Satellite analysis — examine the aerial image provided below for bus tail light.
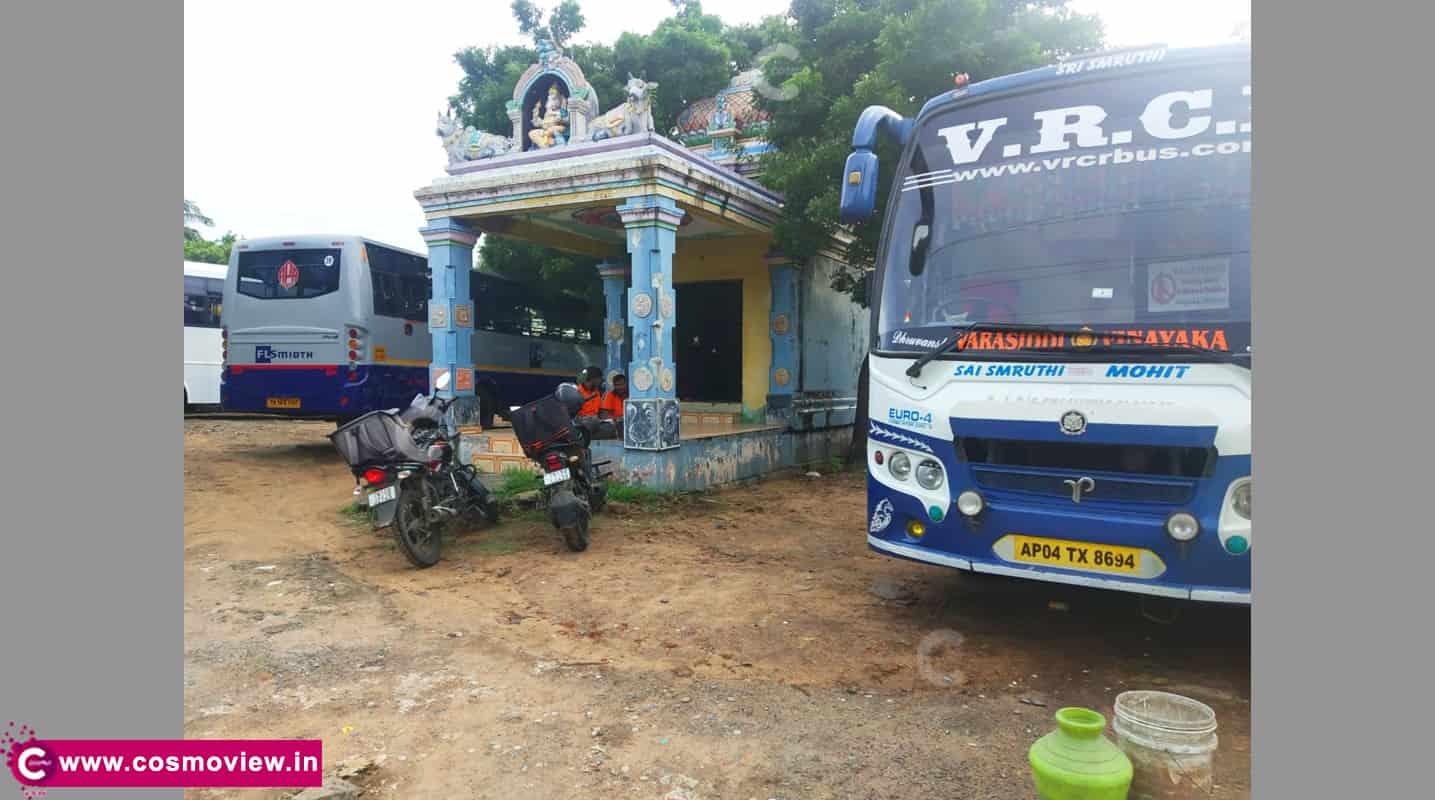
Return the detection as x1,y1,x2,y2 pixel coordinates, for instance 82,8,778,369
346,325,365,367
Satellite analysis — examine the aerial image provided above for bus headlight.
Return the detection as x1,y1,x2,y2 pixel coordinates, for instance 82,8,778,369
915,459,944,490
1232,481,1250,519
956,490,984,517
888,452,912,481
1166,512,1200,542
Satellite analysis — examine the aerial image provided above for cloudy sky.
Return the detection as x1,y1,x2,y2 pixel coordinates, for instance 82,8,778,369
183,0,1250,253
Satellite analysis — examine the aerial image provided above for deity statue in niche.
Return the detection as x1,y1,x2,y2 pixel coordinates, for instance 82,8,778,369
529,83,569,149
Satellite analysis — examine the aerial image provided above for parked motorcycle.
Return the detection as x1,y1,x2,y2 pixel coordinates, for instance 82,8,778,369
328,371,500,567
510,383,609,552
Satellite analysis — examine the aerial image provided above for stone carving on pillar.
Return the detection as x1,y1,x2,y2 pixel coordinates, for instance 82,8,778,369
618,195,685,451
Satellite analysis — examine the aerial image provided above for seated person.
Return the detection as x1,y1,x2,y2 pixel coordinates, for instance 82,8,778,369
574,366,619,440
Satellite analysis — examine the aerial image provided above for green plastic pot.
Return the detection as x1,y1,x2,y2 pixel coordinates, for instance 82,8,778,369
1029,707,1134,800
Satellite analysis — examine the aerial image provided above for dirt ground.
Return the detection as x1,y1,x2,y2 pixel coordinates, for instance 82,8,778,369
183,417,1251,800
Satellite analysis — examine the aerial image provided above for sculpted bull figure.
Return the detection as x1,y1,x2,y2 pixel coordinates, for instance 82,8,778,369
436,109,516,164
590,75,659,141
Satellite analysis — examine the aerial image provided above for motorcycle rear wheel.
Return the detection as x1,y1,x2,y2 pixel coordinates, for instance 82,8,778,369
394,481,443,568
558,514,590,552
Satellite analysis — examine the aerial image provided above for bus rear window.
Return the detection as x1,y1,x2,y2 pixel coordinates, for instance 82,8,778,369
237,249,342,299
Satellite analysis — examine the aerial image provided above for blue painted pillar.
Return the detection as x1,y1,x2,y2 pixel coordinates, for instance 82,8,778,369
596,261,629,385
767,255,800,428
419,218,478,409
617,195,685,450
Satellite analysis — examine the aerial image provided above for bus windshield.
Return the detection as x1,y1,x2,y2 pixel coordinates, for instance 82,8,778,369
237,248,343,300
876,59,1250,355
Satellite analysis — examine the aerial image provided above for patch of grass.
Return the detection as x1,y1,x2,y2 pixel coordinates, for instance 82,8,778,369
827,455,847,475
604,482,664,506
492,467,542,500
338,500,371,527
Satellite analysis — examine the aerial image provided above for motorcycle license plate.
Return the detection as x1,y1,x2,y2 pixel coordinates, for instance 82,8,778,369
543,467,571,486
367,484,398,507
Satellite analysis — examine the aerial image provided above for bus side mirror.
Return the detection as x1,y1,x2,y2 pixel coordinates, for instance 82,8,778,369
839,149,879,224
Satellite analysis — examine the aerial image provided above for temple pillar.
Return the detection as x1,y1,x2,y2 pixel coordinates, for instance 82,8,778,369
617,195,684,450
420,218,478,419
596,262,629,385
767,255,799,427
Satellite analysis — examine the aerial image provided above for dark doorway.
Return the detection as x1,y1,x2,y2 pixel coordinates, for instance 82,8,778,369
674,280,742,403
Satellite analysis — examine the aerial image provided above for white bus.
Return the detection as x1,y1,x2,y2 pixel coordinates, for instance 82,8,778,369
219,234,604,424
184,260,227,410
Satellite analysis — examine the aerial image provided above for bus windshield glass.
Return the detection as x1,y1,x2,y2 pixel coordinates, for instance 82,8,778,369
877,60,1250,356
237,248,343,300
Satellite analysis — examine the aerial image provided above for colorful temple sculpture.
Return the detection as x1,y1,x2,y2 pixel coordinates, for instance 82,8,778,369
417,39,867,490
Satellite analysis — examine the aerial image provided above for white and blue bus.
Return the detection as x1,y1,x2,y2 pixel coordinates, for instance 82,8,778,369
841,44,1251,603
184,260,227,410
220,234,604,425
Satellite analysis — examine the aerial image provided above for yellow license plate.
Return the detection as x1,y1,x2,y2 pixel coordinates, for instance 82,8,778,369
266,397,302,409
1008,535,1143,575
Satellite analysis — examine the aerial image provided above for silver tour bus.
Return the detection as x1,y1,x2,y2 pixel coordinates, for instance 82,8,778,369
220,234,604,425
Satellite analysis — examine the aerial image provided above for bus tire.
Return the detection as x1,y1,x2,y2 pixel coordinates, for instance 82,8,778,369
478,385,497,429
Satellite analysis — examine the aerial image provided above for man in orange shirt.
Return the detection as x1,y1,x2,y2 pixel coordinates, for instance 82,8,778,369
599,373,627,421
576,367,604,418
574,366,620,440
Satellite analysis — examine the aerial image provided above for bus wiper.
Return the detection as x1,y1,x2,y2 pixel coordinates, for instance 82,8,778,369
1089,339,1250,363
903,322,1100,377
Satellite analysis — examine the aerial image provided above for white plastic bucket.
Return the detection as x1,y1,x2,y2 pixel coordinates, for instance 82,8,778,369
1112,691,1219,799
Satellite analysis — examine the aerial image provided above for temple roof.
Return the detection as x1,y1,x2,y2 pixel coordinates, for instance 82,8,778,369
674,69,773,138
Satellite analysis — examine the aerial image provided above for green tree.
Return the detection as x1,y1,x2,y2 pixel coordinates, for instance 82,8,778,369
511,0,586,49
478,236,603,332
450,44,538,133
607,1,752,134
184,231,238,265
758,0,1104,304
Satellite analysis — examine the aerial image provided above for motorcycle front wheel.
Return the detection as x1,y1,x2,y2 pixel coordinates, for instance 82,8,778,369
394,480,443,568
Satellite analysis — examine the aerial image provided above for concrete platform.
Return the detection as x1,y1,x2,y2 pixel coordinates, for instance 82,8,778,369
460,420,853,491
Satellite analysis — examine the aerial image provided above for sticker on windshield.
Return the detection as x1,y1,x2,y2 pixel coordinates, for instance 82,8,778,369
1147,257,1230,313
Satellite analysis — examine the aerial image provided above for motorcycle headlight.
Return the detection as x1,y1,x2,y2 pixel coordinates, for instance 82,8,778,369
1232,481,1251,519
888,452,912,481
915,459,944,490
